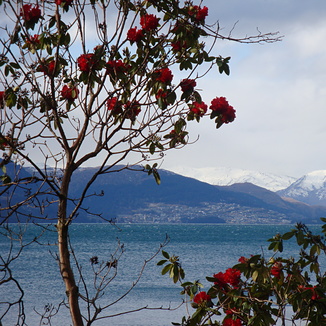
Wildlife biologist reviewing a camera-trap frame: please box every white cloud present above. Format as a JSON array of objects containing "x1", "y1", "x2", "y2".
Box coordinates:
[{"x1": 163, "y1": 0, "x2": 326, "y2": 178}]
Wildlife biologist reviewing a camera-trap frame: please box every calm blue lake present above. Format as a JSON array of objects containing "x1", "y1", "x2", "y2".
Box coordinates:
[{"x1": 1, "y1": 223, "x2": 324, "y2": 325}]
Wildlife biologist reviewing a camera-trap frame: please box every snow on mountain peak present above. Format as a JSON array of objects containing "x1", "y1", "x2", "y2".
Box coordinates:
[
  {"x1": 295, "y1": 170, "x2": 326, "y2": 191},
  {"x1": 278, "y1": 170, "x2": 326, "y2": 204},
  {"x1": 169, "y1": 166, "x2": 296, "y2": 192}
]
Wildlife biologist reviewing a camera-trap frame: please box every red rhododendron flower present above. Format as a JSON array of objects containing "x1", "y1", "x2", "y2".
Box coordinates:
[
  {"x1": 0, "y1": 91, "x2": 5, "y2": 108},
  {"x1": 189, "y1": 102, "x2": 207, "y2": 116},
  {"x1": 48, "y1": 61, "x2": 56, "y2": 75},
  {"x1": 271, "y1": 262, "x2": 283, "y2": 279},
  {"x1": 213, "y1": 272, "x2": 227, "y2": 288},
  {"x1": 127, "y1": 27, "x2": 143, "y2": 42},
  {"x1": 155, "y1": 68, "x2": 173, "y2": 84},
  {"x1": 223, "y1": 317, "x2": 242, "y2": 326},
  {"x1": 21, "y1": 4, "x2": 42, "y2": 24},
  {"x1": 238, "y1": 256, "x2": 248, "y2": 264},
  {"x1": 140, "y1": 14, "x2": 160, "y2": 31},
  {"x1": 225, "y1": 308, "x2": 240, "y2": 315},
  {"x1": 224, "y1": 268, "x2": 241, "y2": 288},
  {"x1": 193, "y1": 291, "x2": 211, "y2": 305},
  {"x1": 38, "y1": 60, "x2": 57, "y2": 76},
  {"x1": 210, "y1": 96, "x2": 230, "y2": 113},
  {"x1": 196, "y1": 6, "x2": 208, "y2": 21},
  {"x1": 27, "y1": 34, "x2": 40, "y2": 45},
  {"x1": 214, "y1": 268, "x2": 241, "y2": 289},
  {"x1": 61, "y1": 85, "x2": 79, "y2": 101},
  {"x1": 180, "y1": 79, "x2": 196, "y2": 92},
  {"x1": 171, "y1": 40, "x2": 187, "y2": 52},
  {"x1": 77, "y1": 53, "x2": 99, "y2": 72},
  {"x1": 107, "y1": 97, "x2": 117, "y2": 111},
  {"x1": 210, "y1": 96, "x2": 236, "y2": 124},
  {"x1": 106, "y1": 60, "x2": 129, "y2": 76},
  {"x1": 299, "y1": 286, "x2": 321, "y2": 301},
  {"x1": 0, "y1": 91, "x2": 5, "y2": 102},
  {"x1": 222, "y1": 106, "x2": 236, "y2": 123},
  {"x1": 107, "y1": 97, "x2": 123, "y2": 115},
  {"x1": 188, "y1": 5, "x2": 208, "y2": 22}
]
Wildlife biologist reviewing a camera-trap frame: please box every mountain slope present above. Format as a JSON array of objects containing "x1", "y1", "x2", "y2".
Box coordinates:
[
  {"x1": 278, "y1": 170, "x2": 326, "y2": 206},
  {"x1": 2, "y1": 164, "x2": 325, "y2": 224},
  {"x1": 69, "y1": 168, "x2": 326, "y2": 224}
]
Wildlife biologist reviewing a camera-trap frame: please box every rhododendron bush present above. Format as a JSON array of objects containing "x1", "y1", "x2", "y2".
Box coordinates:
[
  {"x1": 159, "y1": 221, "x2": 326, "y2": 325},
  {"x1": 0, "y1": 0, "x2": 280, "y2": 325}
]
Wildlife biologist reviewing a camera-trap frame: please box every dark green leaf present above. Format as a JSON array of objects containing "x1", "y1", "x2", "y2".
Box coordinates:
[
  {"x1": 149, "y1": 142, "x2": 155, "y2": 155},
  {"x1": 153, "y1": 170, "x2": 161, "y2": 185},
  {"x1": 282, "y1": 231, "x2": 295, "y2": 240},
  {"x1": 161, "y1": 264, "x2": 171, "y2": 275}
]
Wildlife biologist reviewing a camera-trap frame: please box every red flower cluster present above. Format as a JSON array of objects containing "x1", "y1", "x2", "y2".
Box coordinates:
[
  {"x1": 180, "y1": 79, "x2": 196, "y2": 92},
  {"x1": 188, "y1": 5, "x2": 208, "y2": 22},
  {"x1": 189, "y1": 101, "x2": 207, "y2": 117},
  {"x1": 213, "y1": 268, "x2": 241, "y2": 289},
  {"x1": 20, "y1": 4, "x2": 42, "y2": 25},
  {"x1": 0, "y1": 91, "x2": 5, "y2": 108},
  {"x1": 210, "y1": 97, "x2": 236, "y2": 123},
  {"x1": 38, "y1": 60, "x2": 57, "y2": 76},
  {"x1": 193, "y1": 291, "x2": 211, "y2": 305},
  {"x1": 238, "y1": 256, "x2": 248, "y2": 264},
  {"x1": 270, "y1": 262, "x2": 283, "y2": 279},
  {"x1": 106, "y1": 60, "x2": 129, "y2": 76},
  {"x1": 223, "y1": 318, "x2": 242, "y2": 326},
  {"x1": 298, "y1": 285, "x2": 321, "y2": 301},
  {"x1": 107, "y1": 97, "x2": 123, "y2": 115},
  {"x1": 77, "y1": 53, "x2": 100, "y2": 73},
  {"x1": 140, "y1": 14, "x2": 160, "y2": 31},
  {"x1": 171, "y1": 40, "x2": 187, "y2": 52},
  {"x1": 127, "y1": 27, "x2": 144, "y2": 43},
  {"x1": 127, "y1": 13, "x2": 159, "y2": 43},
  {"x1": 26, "y1": 34, "x2": 40, "y2": 45},
  {"x1": 61, "y1": 85, "x2": 79, "y2": 101},
  {"x1": 155, "y1": 68, "x2": 173, "y2": 84},
  {"x1": 107, "y1": 97, "x2": 117, "y2": 111}
]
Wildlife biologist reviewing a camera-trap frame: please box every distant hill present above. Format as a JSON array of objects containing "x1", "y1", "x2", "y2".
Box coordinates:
[
  {"x1": 63, "y1": 168, "x2": 326, "y2": 224},
  {"x1": 2, "y1": 164, "x2": 326, "y2": 224}
]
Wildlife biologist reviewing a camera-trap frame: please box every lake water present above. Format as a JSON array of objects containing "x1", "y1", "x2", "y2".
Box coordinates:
[{"x1": 1, "y1": 223, "x2": 324, "y2": 325}]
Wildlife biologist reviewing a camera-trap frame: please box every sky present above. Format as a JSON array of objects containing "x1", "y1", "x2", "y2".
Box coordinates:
[
  {"x1": 2, "y1": 1, "x2": 326, "y2": 179},
  {"x1": 161, "y1": 0, "x2": 326, "y2": 178}
]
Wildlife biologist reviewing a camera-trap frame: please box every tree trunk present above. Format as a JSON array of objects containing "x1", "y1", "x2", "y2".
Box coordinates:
[
  {"x1": 57, "y1": 165, "x2": 83, "y2": 326},
  {"x1": 57, "y1": 219, "x2": 84, "y2": 326}
]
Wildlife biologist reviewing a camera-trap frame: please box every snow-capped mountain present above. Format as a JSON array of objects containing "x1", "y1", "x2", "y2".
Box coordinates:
[
  {"x1": 277, "y1": 170, "x2": 326, "y2": 206},
  {"x1": 169, "y1": 166, "x2": 296, "y2": 192}
]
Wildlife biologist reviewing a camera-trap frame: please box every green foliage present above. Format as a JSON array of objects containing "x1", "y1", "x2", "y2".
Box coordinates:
[
  {"x1": 161, "y1": 220, "x2": 326, "y2": 325},
  {"x1": 158, "y1": 250, "x2": 185, "y2": 283}
]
